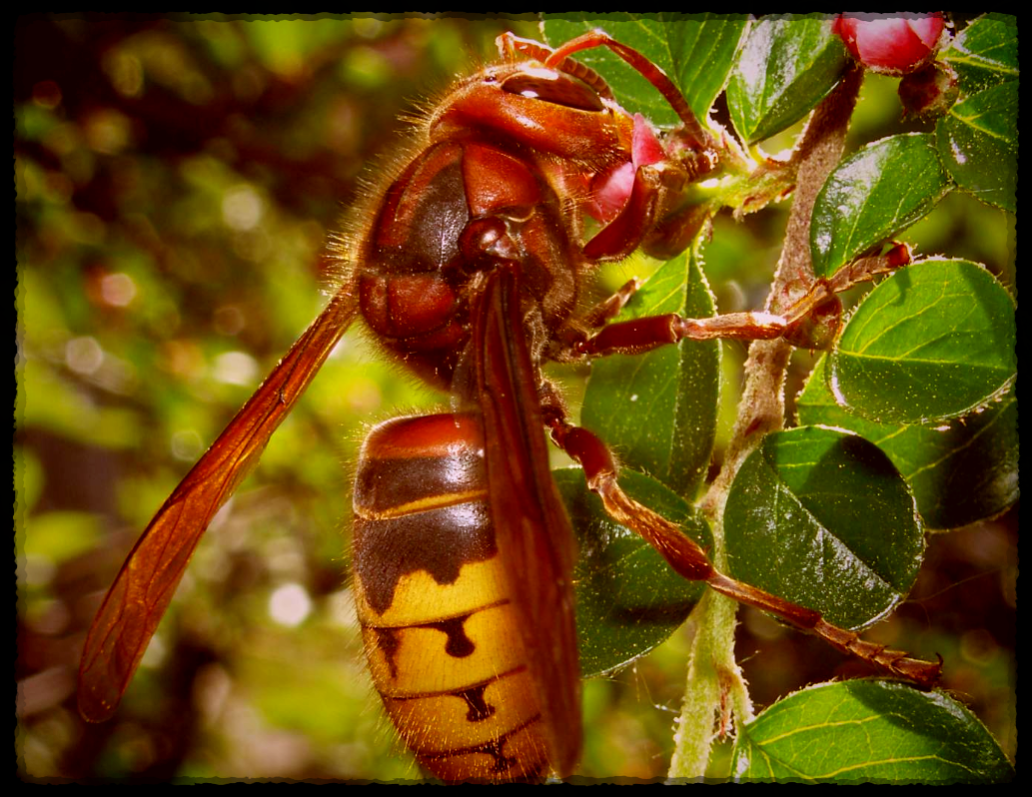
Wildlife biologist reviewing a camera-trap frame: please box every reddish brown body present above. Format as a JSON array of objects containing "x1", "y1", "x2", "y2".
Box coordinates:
[
  {"x1": 76, "y1": 30, "x2": 939, "y2": 784},
  {"x1": 342, "y1": 42, "x2": 715, "y2": 779},
  {"x1": 356, "y1": 137, "x2": 582, "y2": 391}
]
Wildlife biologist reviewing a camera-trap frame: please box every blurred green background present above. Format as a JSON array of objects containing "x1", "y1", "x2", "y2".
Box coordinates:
[{"x1": 16, "y1": 14, "x2": 1014, "y2": 781}]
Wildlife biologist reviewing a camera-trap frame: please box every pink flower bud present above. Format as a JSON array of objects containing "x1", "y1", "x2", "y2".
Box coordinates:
[{"x1": 834, "y1": 13, "x2": 947, "y2": 76}]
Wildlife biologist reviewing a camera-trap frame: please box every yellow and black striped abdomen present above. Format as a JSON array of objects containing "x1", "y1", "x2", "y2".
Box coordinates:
[{"x1": 352, "y1": 413, "x2": 552, "y2": 782}]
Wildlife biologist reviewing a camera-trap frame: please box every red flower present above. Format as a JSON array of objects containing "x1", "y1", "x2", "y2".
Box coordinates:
[{"x1": 834, "y1": 13, "x2": 947, "y2": 76}]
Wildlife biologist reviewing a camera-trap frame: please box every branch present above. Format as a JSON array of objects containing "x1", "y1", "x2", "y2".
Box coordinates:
[{"x1": 669, "y1": 64, "x2": 864, "y2": 782}]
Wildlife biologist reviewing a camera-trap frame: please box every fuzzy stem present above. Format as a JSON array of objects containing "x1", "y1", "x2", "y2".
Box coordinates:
[{"x1": 669, "y1": 63, "x2": 864, "y2": 780}]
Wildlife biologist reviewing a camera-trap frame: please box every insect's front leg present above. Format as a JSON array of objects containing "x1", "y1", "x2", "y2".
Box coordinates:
[
  {"x1": 550, "y1": 278, "x2": 641, "y2": 359},
  {"x1": 581, "y1": 278, "x2": 640, "y2": 329}
]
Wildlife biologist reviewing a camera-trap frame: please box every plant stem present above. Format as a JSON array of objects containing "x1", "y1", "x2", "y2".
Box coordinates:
[{"x1": 669, "y1": 64, "x2": 863, "y2": 780}]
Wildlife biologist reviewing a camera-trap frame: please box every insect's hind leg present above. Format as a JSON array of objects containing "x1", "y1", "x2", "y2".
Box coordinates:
[
  {"x1": 539, "y1": 384, "x2": 942, "y2": 688},
  {"x1": 540, "y1": 382, "x2": 715, "y2": 583}
]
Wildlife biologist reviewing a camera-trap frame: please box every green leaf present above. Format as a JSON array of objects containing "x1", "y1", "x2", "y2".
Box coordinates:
[
  {"x1": 943, "y1": 14, "x2": 1018, "y2": 96},
  {"x1": 543, "y1": 14, "x2": 749, "y2": 126},
  {"x1": 23, "y1": 511, "x2": 103, "y2": 565},
  {"x1": 724, "y1": 427, "x2": 923, "y2": 630},
  {"x1": 811, "y1": 134, "x2": 952, "y2": 278},
  {"x1": 726, "y1": 16, "x2": 848, "y2": 144},
  {"x1": 798, "y1": 358, "x2": 1018, "y2": 530},
  {"x1": 15, "y1": 447, "x2": 43, "y2": 515},
  {"x1": 828, "y1": 259, "x2": 1017, "y2": 425},
  {"x1": 23, "y1": 360, "x2": 142, "y2": 450},
  {"x1": 936, "y1": 81, "x2": 1018, "y2": 213},
  {"x1": 731, "y1": 680, "x2": 1015, "y2": 783},
  {"x1": 244, "y1": 19, "x2": 353, "y2": 77},
  {"x1": 555, "y1": 468, "x2": 711, "y2": 677},
  {"x1": 582, "y1": 251, "x2": 718, "y2": 497}
]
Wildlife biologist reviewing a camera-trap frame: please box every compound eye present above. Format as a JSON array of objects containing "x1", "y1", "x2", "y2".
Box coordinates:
[{"x1": 500, "y1": 69, "x2": 605, "y2": 112}]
